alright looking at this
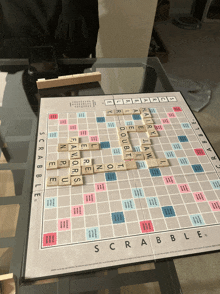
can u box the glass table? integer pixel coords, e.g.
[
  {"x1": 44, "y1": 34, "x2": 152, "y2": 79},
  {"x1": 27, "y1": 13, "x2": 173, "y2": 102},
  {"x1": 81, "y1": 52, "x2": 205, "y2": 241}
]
[{"x1": 0, "y1": 57, "x2": 218, "y2": 294}]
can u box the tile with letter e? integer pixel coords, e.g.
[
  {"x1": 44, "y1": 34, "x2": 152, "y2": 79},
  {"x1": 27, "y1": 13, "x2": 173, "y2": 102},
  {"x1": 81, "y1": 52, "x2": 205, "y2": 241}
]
[
  {"x1": 100, "y1": 141, "x2": 110, "y2": 149},
  {"x1": 105, "y1": 172, "x2": 117, "y2": 182},
  {"x1": 96, "y1": 117, "x2": 105, "y2": 123},
  {"x1": 192, "y1": 164, "x2": 204, "y2": 173},
  {"x1": 162, "y1": 206, "x2": 175, "y2": 217},
  {"x1": 111, "y1": 212, "x2": 125, "y2": 224},
  {"x1": 132, "y1": 114, "x2": 141, "y2": 120},
  {"x1": 149, "y1": 168, "x2": 161, "y2": 177},
  {"x1": 178, "y1": 135, "x2": 188, "y2": 142}
]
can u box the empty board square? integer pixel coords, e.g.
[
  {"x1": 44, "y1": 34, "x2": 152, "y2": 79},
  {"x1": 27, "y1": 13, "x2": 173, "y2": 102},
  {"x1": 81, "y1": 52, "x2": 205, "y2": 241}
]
[
  {"x1": 178, "y1": 216, "x2": 192, "y2": 228},
  {"x1": 150, "y1": 207, "x2": 163, "y2": 219},
  {"x1": 165, "y1": 217, "x2": 180, "y2": 229},
  {"x1": 98, "y1": 214, "x2": 112, "y2": 226},
  {"x1": 127, "y1": 222, "x2": 141, "y2": 234},
  {"x1": 100, "y1": 226, "x2": 114, "y2": 238},
  {"x1": 153, "y1": 219, "x2": 167, "y2": 232},
  {"x1": 124, "y1": 210, "x2": 138, "y2": 222},
  {"x1": 113, "y1": 224, "x2": 127, "y2": 236},
  {"x1": 174, "y1": 205, "x2": 188, "y2": 216}
]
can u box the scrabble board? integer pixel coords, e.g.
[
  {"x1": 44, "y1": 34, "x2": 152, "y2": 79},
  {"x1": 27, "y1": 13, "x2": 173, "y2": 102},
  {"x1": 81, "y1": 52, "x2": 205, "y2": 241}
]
[{"x1": 25, "y1": 92, "x2": 220, "y2": 279}]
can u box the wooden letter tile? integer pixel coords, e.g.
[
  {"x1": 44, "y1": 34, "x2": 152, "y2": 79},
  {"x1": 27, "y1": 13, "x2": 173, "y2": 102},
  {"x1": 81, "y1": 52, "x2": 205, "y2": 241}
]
[
  {"x1": 143, "y1": 118, "x2": 154, "y2": 124},
  {"x1": 123, "y1": 152, "x2": 134, "y2": 160},
  {"x1": 115, "y1": 109, "x2": 123, "y2": 115},
  {"x1": 81, "y1": 166, "x2": 94, "y2": 175},
  {"x1": 105, "y1": 163, "x2": 116, "y2": 172},
  {"x1": 89, "y1": 143, "x2": 100, "y2": 150},
  {"x1": 122, "y1": 145, "x2": 133, "y2": 152},
  {"x1": 68, "y1": 143, "x2": 79, "y2": 151},
  {"x1": 140, "y1": 107, "x2": 149, "y2": 113},
  {"x1": 70, "y1": 159, "x2": 81, "y2": 167},
  {"x1": 79, "y1": 143, "x2": 89, "y2": 151},
  {"x1": 117, "y1": 126, "x2": 127, "y2": 133},
  {"x1": 141, "y1": 112, "x2": 152, "y2": 118},
  {"x1": 141, "y1": 145, "x2": 152, "y2": 153},
  {"x1": 141, "y1": 138, "x2": 151, "y2": 145},
  {"x1": 59, "y1": 176, "x2": 71, "y2": 186},
  {"x1": 71, "y1": 175, "x2": 83, "y2": 186},
  {"x1": 144, "y1": 151, "x2": 156, "y2": 160},
  {"x1": 145, "y1": 159, "x2": 159, "y2": 168},
  {"x1": 106, "y1": 110, "x2": 115, "y2": 116},
  {"x1": 47, "y1": 176, "x2": 59, "y2": 186},
  {"x1": 136, "y1": 125, "x2": 146, "y2": 132},
  {"x1": 148, "y1": 129, "x2": 159, "y2": 137},
  {"x1": 70, "y1": 167, "x2": 81, "y2": 176},
  {"x1": 125, "y1": 160, "x2": 137, "y2": 170},
  {"x1": 123, "y1": 109, "x2": 133, "y2": 115},
  {"x1": 116, "y1": 162, "x2": 127, "y2": 171},
  {"x1": 58, "y1": 143, "x2": 68, "y2": 152},
  {"x1": 120, "y1": 138, "x2": 130, "y2": 146},
  {"x1": 118, "y1": 132, "x2": 129, "y2": 139},
  {"x1": 68, "y1": 137, "x2": 79, "y2": 144},
  {"x1": 57, "y1": 159, "x2": 70, "y2": 168},
  {"x1": 145, "y1": 124, "x2": 155, "y2": 130},
  {"x1": 132, "y1": 109, "x2": 141, "y2": 114},
  {"x1": 133, "y1": 152, "x2": 144, "y2": 160},
  {"x1": 70, "y1": 151, "x2": 81, "y2": 159},
  {"x1": 81, "y1": 158, "x2": 92, "y2": 166},
  {"x1": 46, "y1": 161, "x2": 57, "y2": 170},
  {"x1": 94, "y1": 164, "x2": 105, "y2": 173},
  {"x1": 157, "y1": 158, "x2": 169, "y2": 167},
  {"x1": 126, "y1": 125, "x2": 137, "y2": 132}
]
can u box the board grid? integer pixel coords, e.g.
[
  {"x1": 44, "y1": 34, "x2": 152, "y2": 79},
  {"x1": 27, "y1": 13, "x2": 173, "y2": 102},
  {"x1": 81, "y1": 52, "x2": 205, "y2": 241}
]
[{"x1": 25, "y1": 92, "x2": 220, "y2": 279}]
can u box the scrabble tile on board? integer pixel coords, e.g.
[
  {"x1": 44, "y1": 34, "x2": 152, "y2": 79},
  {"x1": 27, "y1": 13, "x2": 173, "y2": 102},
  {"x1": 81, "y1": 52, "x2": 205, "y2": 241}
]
[
  {"x1": 59, "y1": 176, "x2": 71, "y2": 186},
  {"x1": 122, "y1": 145, "x2": 133, "y2": 152},
  {"x1": 125, "y1": 160, "x2": 137, "y2": 170},
  {"x1": 141, "y1": 138, "x2": 151, "y2": 145},
  {"x1": 123, "y1": 109, "x2": 133, "y2": 115},
  {"x1": 47, "y1": 176, "x2": 59, "y2": 186},
  {"x1": 70, "y1": 167, "x2": 81, "y2": 176},
  {"x1": 68, "y1": 143, "x2": 79, "y2": 151},
  {"x1": 157, "y1": 158, "x2": 169, "y2": 167},
  {"x1": 141, "y1": 145, "x2": 152, "y2": 153},
  {"x1": 115, "y1": 109, "x2": 123, "y2": 115},
  {"x1": 94, "y1": 164, "x2": 105, "y2": 173},
  {"x1": 118, "y1": 132, "x2": 129, "y2": 139},
  {"x1": 126, "y1": 125, "x2": 137, "y2": 132},
  {"x1": 68, "y1": 137, "x2": 79, "y2": 144},
  {"x1": 57, "y1": 159, "x2": 70, "y2": 168},
  {"x1": 132, "y1": 109, "x2": 141, "y2": 114},
  {"x1": 143, "y1": 118, "x2": 154, "y2": 124},
  {"x1": 89, "y1": 143, "x2": 100, "y2": 150},
  {"x1": 105, "y1": 163, "x2": 116, "y2": 172},
  {"x1": 71, "y1": 175, "x2": 83, "y2": 186},
  {"x1": 58, "y1": 143, "x2": 68, "y2": 152},
  {"x1": 148, "y1": 129, "x2": 159, "y2": 137},
  {"x1": 46, "y1": 161, "x2": 57, "y2": 170},
  {"x1": 136, "y1": 125, "x2": 146, "y2": 132},
  {"x1": 143, "y1": 151, "x2": 156, "y2": 160},
  {"x1": 140, "y1": 107, "x2": 149, "y2": 113},
  {"x1": 117, "y1": 126, "x2": 127, "y2": 133},
  {"x1": 141, "y1": 112, "x2": 152, "y2": 118},
  {"x1": 116, "y1": 162, "x2": 127, "y2": 171},
  {"x1": 145, "y1": 124, "x2": 155, "y2": 131},
  {"x1": 123, "y1": 152, "x2": 134, "y2": 160},
  {"x1": 145, "y1": 159, "x2": 158, "y2": 168},
  {"x1": 119, "y1": 138, "x2": 130, "y2": 146},
  {"x1": 133, "y1": 152, "x2": 144, "y2": 160},
  {"x1": 82, "y1": 166, "x2": 94, "y2": 175},
  {"x1": 70, "y1": 159, "x2": 81, "y2": 167},
  {"x1": 78, "y1": 143, "x2": 89, "y2": 151},
  {"x1": 106, "y1": 110, "x2": 115, "y2": 116},
  {"x1": 81, "y1": 158, "x2": 92, "y2": 166},
  {"x1": 70, "y1": 151, "x2": 81, "y2": 159}
]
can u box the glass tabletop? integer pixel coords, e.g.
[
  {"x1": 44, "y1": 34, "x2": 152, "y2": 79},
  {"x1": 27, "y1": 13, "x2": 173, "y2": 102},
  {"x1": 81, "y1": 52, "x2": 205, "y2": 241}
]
[{"x1": 1, "y1": 57, "x2": 218, "y2": 294}]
